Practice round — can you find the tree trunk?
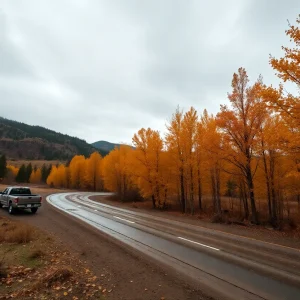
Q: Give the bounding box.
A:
[269,153,277,226]
[180,169,185,213]
[240,180,249,220]
[245,158,258,224]
[210,169,216,212]
[211,165,221,216]
[262,149,272,221]
[296,160,300,220]
[197,168,202,211]
[215,166,221,216]
[152,194,156,209]
[190,167,194,215]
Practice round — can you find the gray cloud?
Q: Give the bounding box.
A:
[1,0,299,144]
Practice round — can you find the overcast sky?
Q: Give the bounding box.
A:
[1,1,299,144]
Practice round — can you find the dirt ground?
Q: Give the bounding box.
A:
[0,216,113,299]
[0,185,211,300]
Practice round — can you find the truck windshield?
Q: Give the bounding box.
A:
[10,188,32,195]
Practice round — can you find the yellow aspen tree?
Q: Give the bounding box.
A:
[47,166,58,187]
[7,165,19,177]
[132,128,165,208]
[217,68,266,224]
[69,155,86,189]
[201,110,223,218]
[102,146,133,200]
[195,122,204,210]
[85,152,103,191]
[166,108,186,213]
[182,107,198,214]
[30,168,42,184]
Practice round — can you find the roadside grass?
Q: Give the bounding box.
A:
[0,221,34,244]
[0,217,114,299]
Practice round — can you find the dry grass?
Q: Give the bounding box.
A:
[0,217,110,299]
[0,219,34,244]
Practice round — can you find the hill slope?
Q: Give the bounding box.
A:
[0,117,108,160]
[91,140,121,152]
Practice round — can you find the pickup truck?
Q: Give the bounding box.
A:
[0,186,42,214]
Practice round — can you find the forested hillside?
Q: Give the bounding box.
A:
[0,117,108,160]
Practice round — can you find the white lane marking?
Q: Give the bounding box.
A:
[178,237,220,251]
[114,216,135,224]
[94,209,98,212]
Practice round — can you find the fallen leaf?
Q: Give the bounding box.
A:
[64,292,68,296]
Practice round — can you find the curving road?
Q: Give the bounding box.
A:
[47,192,300,300]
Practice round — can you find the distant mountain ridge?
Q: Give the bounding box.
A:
[91,140,121,152]
[92,140,135,154]
[0,117,109,160]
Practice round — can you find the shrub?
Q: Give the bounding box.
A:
[5,224,34,244]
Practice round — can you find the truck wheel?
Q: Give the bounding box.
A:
[8,202,15,215]
[31,207,38,214]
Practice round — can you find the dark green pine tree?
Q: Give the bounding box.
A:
[16,164,26,183]
[41,164,47,182]
[25,163,33,183]
[47,164,52,178]
[0,155,7,179]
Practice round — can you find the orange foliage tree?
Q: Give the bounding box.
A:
[85,152,103,191]
[217,68,266,224]
[132,128,166,208]
[29,168,42,184]
[102,146,135,201]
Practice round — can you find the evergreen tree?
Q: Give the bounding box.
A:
[41,164,47,182]
[25,163,33,183]
[16,164,26,183]
[0,155,7,179]
[41,164,52,183]
[65,159,71,167]
[47,164,52,179]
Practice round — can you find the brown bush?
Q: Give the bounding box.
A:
[3,224,34,244]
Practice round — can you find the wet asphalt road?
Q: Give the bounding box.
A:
[47,192,300,300]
